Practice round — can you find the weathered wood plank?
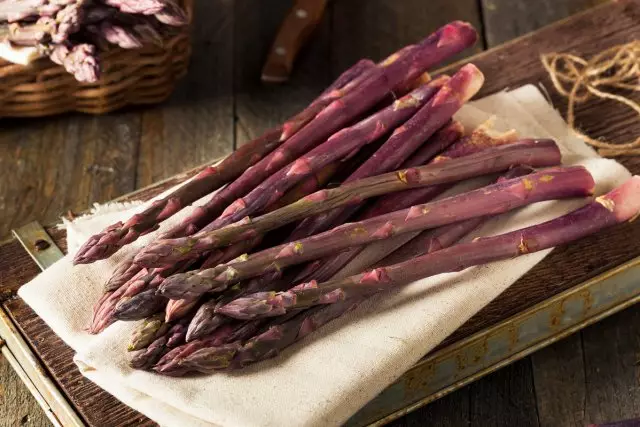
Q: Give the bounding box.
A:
[389,389,470,427]
[469,359,540,427]
[481,0,608,47]
[137,0,235,187]
[0,113,140,239]
[0,352,51,427]
[582,305,640,424]
[233,0,331,146]
[3,298,155,427]
[330,0,484,76]
[0,2,639,426]
[531,335,587,427]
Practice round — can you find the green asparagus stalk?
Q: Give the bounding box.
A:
[138,139,561,270]
[161,164,583,301]
[79,60,375,269]
[217,175,639,323]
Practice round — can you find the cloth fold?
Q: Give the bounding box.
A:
[18,85,631,427]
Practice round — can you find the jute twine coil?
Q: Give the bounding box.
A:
[541,41,639,157]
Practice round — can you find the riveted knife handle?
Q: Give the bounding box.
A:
[261,0,328,83]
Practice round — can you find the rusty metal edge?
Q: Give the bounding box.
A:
[0,307,86,427]
[347,255,640,427]
[12,221,65,271]
[0,338,63,427]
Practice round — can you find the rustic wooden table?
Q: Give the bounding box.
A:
[1,0,639,426]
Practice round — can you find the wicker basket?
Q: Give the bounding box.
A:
[0,0,193,118]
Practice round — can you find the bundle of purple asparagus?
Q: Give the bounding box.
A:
[0,0,188,81]
[67,21,638,376]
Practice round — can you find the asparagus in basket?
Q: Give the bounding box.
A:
[75,20,477,265]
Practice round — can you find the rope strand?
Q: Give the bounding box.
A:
[541,41,640,157]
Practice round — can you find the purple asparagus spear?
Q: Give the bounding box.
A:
[294,124,519,283]
[139,139,562,270]
[212,65,481,243]
[162,165,584,301]
[286,64,484,243]
[218,175,638,321]
[99,60,381,291]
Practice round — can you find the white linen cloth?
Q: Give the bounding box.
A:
[19,85,631,427]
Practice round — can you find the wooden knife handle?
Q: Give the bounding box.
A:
[261,0,328,83]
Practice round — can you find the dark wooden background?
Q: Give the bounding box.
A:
[1,0,639,425]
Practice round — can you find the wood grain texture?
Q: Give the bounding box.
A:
[234,0,330,146]
[388,389,470,427]
[3,298,155,427]
[531,335,587,427]
[469,358,540,427]
[481,0,608,46]
[330,0,484,76]
[0,352,51,427]
[582,305,640,424]
[137,0,234,187]
[0,2,639,426]
[0,113,140,239]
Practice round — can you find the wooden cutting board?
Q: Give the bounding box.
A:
[1,1,639,425]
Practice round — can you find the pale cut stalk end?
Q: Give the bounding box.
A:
[598,176,640,222]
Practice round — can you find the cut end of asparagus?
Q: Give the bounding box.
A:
[597,176,640,221]
[436,21,479,49]
[434,63,484,106]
